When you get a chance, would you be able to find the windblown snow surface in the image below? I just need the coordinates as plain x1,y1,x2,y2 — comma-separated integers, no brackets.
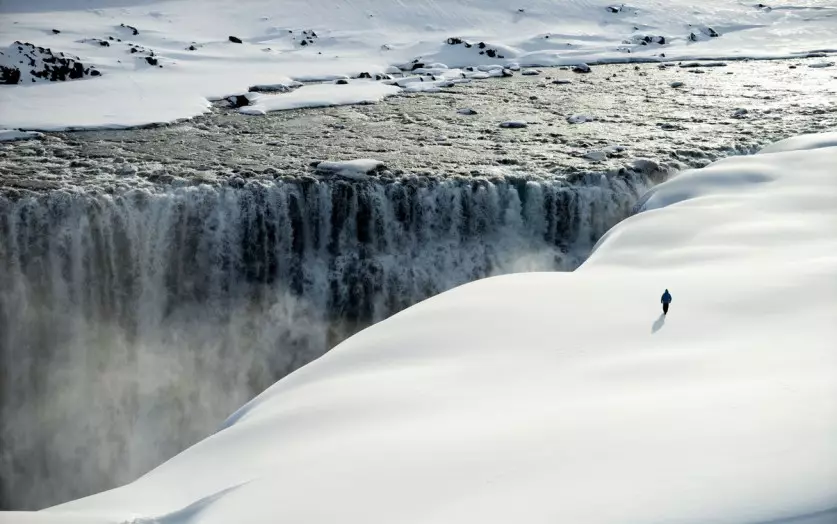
1,0,836,129
6,133,834,523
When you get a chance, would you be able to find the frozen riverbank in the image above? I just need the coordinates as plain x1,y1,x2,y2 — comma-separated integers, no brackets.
1,0,836,130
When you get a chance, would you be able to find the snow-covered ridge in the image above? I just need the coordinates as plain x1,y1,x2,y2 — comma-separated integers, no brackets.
10,133,834,523
1,0,836,130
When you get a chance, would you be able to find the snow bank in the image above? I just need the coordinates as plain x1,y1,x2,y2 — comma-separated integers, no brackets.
240,82,400,114
13,134,834,523
2,0,836,129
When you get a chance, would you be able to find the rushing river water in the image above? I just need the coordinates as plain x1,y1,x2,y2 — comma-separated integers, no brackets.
1,58,835,509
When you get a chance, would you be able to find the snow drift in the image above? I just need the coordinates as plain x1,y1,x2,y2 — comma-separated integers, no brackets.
10,134,834,523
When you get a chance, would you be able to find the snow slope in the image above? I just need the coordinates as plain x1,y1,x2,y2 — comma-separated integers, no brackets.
6,133,834,523
1,0,836,129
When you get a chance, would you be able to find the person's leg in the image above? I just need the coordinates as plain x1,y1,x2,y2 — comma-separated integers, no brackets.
663,303,669,315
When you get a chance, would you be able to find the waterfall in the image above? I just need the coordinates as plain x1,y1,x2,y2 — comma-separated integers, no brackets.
0,170,651,509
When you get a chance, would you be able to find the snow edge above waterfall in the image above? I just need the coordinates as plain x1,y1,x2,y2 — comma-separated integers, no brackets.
12,133,833,523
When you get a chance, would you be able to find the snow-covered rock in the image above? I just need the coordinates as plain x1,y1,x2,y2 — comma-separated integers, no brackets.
314,159,386,179
584,150,607,161
567,114,594,124
0,41,99,84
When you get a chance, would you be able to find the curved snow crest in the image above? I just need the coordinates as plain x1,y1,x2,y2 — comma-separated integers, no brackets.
588,132,837,265
758,133,837,154
40,133,837,523
2,0,837,129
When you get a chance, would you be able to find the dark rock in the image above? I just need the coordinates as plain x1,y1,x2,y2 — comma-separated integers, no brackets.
410,62,425,71
486,49,497,58
707,27,720,37
478,42,486,49
187,45,197,51
145,56,158,66
52,29,60,34
606,5,622,13
357,72,372,79
99,40,110,47
572,63,591,73
228,36,243,44
689,32,698,42
446,37,463,45
501,68,513,77
130,47,139,53
336,79,349,85
227,95,250,108
1,65,21,84
89,69,100,76
300,40,308,46
120,23,139,36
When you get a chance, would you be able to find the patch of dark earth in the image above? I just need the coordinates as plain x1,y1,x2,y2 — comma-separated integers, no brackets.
1,58,835,194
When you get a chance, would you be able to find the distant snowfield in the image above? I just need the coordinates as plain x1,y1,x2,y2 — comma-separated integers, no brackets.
1,0,836,130
6,132,832,523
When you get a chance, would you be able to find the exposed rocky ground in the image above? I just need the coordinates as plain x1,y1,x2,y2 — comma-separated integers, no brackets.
0,41,100,84
1,58,835,195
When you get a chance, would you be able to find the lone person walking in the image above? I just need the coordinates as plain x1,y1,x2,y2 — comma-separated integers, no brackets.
661,289,672,315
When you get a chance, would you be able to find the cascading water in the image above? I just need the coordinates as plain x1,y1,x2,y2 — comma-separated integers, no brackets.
0,169,653,509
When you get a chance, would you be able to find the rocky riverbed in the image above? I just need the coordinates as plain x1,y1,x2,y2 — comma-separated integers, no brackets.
1,58,835,195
